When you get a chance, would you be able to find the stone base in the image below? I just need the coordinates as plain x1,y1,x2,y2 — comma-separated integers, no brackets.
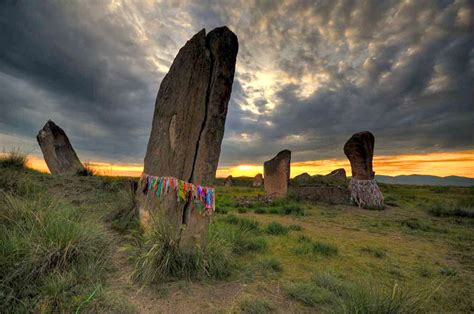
289,186,350,204
349,178,384,209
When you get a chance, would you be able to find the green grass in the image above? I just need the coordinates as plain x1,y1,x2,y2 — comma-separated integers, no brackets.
293,235,338,256
361,246,387,258
285,273,427,312
426,203,474,218
0,190,109,312
0,149,28,169
132,223,233,283
1,161,473,312
266,222,289,235
259,257,283,273
240,298,275,314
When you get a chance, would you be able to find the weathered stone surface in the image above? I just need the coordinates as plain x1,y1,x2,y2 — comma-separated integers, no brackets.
343,131,375,180
343,131,384,209
289,186,350,204
36,120,84,175
137,27,238,246
252,173,264,187
264,150,291,198
293,172,311,183
326,168,346,180
224,175,234,186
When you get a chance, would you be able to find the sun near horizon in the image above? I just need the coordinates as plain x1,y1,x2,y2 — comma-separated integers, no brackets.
25,150,474,179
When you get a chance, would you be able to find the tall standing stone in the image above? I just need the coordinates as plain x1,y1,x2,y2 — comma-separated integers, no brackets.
343,131,384,209
137,27,238,247
264,150,291,198
36,120,85,175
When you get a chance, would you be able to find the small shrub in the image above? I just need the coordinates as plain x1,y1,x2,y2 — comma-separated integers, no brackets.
254,208,267,214
427,204,474,218
266,222,289,235
294,236,338,256
240,298,275,314
313,273,347,296
400,218,446,233
439,267,457,277
384,196,399,207
237,207,248,214
221,215,260,231
284,282,333,306
288,224,303,231
418,266,431,278
215,207,228,214
268,208,280,214
281,204,305,216
0,149,27,169
361,246,387,258
234,237,267,255
259,257,283,272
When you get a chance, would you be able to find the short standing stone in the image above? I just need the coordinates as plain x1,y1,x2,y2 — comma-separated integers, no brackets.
293,172,311,183
326,168,346,180
252,173,264,187
36,120,85,175
264,150,291,198
224,175,234,186
136,27,238,247
344,131,384,209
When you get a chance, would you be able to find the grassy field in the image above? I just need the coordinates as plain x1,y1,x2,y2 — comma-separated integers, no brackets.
1,154,473,313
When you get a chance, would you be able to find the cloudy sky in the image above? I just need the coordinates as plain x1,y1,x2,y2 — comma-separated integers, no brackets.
0,0,472,177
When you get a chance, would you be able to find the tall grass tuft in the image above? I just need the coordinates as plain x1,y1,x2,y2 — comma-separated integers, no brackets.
285,272,429,312
293,235,338,256
132,223,233,283
266,222,289,235
0,191,108,312
0,149,28,169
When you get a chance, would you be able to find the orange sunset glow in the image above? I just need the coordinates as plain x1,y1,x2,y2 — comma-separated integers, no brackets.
27,150,474,178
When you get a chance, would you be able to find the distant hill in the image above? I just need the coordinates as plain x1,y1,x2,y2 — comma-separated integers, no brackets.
375,174,474,186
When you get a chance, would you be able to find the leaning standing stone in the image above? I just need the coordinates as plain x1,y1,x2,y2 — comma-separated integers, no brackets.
343,131,384,209
264,150,291,198
137,27,238,247
36,120,85,175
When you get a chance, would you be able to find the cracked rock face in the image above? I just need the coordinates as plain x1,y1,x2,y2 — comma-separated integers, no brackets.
264,150,291,198
36,120,84,175
343,131,375,180
137,27,238,245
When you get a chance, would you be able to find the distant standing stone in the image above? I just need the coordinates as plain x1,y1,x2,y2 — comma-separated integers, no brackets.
136,26,238,247
36,120,85,175
224,175,234,186
326,168,346,180
293,172,311,183
264,150,291,198
344,131,384,209
252,173,264,187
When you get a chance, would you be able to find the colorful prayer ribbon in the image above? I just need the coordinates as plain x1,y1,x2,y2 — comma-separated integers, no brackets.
140,173,216,215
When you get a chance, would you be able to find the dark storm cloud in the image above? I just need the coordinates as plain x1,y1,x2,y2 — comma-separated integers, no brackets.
0,0,472,166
